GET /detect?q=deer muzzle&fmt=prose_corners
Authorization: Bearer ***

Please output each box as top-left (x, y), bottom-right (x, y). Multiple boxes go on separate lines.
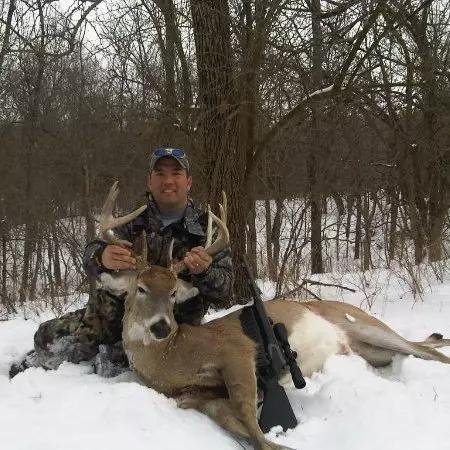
top-left (149, 316), bottom-right (172, 341)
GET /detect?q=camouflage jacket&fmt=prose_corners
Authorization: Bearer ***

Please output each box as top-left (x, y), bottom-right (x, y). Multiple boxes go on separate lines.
top-left (83, 196), bottom-right (233, 324)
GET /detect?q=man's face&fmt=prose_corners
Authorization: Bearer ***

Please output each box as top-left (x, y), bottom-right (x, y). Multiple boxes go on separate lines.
top-left (147, 157), bottom-right (192, 211)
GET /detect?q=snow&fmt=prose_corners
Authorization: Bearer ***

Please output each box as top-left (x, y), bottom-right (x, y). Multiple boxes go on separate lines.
top-left (1, 272), bottom-right (450, 450)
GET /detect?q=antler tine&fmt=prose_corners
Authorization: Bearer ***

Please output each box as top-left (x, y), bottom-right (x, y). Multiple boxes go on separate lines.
top-left (220, 190), bottom-right (227, 224)
top-left (167, 239), bottom-right (175, 270)
top-left (205, 205), bottom-right (212, 248)
top-left (204, 191), bottom-right (228, 255)
top-left (99, 181), bottom-right (147, 249)
top-left (100, 181), bottom-right (120, 223)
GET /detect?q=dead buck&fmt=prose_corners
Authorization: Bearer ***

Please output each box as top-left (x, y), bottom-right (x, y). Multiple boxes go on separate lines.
top-left (99, 182), bottom-right (450, 450)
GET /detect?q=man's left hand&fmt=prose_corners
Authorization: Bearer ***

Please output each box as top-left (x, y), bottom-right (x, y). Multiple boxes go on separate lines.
top-left (184, 247), bottom-right (212, 275)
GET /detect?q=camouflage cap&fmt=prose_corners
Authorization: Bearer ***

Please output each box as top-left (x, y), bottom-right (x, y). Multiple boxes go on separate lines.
top-left (149, 148), bottom-right (190, 173)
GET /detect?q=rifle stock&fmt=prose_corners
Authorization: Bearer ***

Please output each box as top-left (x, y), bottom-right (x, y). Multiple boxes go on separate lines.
top-left (259, 378), bottom-right (298, 433)
top-left (241, 255), bottom-right (304, 432)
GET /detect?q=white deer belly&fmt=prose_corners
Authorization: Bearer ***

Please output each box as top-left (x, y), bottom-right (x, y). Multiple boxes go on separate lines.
top-left (285, 309), bottom-right (350, 379)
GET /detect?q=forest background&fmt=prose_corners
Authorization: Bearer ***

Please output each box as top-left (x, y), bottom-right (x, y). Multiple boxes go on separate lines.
top-left (1, 0), bottom-right (449, 313)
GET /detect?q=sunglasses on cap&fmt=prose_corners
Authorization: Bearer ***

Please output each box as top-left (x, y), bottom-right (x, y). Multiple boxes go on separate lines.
top-left (150, 148), bottom-right (190, 172)
top-left (153, 148), bottom-right (186, 157)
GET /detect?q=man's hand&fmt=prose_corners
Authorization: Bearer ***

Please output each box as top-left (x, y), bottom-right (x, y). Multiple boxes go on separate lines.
top-left (184, 246), bottom-right (212, 275)
top-left (100, 240), bottom-right (136, 270)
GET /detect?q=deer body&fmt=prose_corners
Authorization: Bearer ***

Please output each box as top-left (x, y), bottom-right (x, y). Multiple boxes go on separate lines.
top-left (99, 183), bottom-right (450, 450)
top-left (123, 295), bottom-right (450, 392)
top-left (120, 289), bottom-right (450, 450)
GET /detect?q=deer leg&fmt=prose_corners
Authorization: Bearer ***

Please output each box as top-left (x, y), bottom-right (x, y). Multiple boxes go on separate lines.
top-left (414, 333), bottom-right (450, 350)
top-left (351, 333), bottom-right (450, 367)
top-left (407, 343), bottom-right (450, 363)
top-left (222, 359), bottom-right (294, 450)
top-left (178, 394), bottom-right (252, 438)
top-left (176, 392), bottom-right (252, 440)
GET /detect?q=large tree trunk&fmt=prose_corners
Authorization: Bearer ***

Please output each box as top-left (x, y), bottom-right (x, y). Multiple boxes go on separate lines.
top-left (190, 0), bottom-right (243, 301)
top-left (417, 7), bottom-right (447, 262)
top-left (190, 0), bottom-right (268, 300)
top-left (309, 0), bottom-right (324, 274)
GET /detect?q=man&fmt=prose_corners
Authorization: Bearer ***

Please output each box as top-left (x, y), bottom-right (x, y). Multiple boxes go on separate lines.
top-left (10, 148), bottom-right (233, 378)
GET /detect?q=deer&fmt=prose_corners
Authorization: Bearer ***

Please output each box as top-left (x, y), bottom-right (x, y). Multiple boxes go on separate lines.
top-left (98, 182), bottom-right (450, 450)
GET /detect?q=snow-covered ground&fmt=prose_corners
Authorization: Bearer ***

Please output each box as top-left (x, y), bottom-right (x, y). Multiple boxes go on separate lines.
top-left (1, 270), bottom-right (450, 450)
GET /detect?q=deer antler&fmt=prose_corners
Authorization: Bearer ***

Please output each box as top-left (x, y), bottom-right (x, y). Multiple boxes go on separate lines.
top-left (100, 181), bottom-right (148, 270)
top-left (206, 191), bottom-right (228, 255)
top-left (205, 191), bottom-right (227, 248)
top-left (171, 191), bottom-right (229, 274)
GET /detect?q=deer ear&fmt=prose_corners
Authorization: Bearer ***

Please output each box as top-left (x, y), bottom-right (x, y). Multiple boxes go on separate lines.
top-left (175, 279), bottom-right (199, 304)
top-left (99, 271), bottom-right (136, 296)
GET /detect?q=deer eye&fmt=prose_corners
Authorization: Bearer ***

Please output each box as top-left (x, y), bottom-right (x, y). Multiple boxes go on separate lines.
top-left (137, 286), bottom-right (146, 294)
top-left (170, 290), bottom-right (177, 303)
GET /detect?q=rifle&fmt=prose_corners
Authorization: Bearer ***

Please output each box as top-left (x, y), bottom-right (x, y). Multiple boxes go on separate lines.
top-left (241, 255), bottom-right (306, 433)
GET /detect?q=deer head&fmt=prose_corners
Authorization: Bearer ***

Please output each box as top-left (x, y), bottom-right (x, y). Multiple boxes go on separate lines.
top-left (98, 181), bottom-right (229, 343)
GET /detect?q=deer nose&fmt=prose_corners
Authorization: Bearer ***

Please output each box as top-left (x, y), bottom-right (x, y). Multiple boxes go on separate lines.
top-left (150, 319), bottom-right (171, 340)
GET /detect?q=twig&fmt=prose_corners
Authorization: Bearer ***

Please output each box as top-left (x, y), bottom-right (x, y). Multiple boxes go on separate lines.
top-left (273, 278), bottom-right (356, 302)
top-left (273, 283), bottom-right (323, 301)
top-left (302, 279), bottom-right (356, 293)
